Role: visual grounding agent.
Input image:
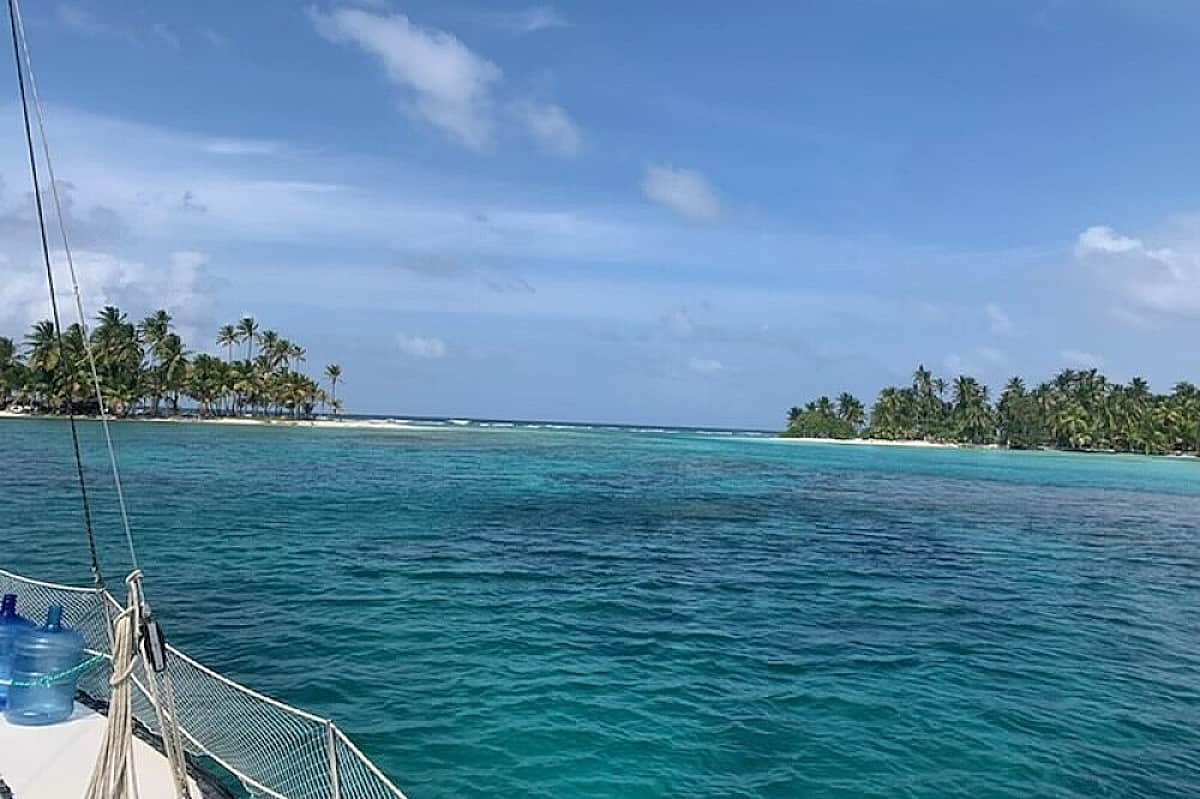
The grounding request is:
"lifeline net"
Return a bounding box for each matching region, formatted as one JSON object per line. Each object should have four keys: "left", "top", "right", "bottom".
{"left": 0, "top": 569, "right": 408, "bottom": 799}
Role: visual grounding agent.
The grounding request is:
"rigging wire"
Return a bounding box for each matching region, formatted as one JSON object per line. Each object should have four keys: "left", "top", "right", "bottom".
{"left": 8, "top": 8, "right": 192, "bottom": 796}
{"left": 11, "top": 0, "right": 139, "bottom": 574}
{"left": 5, "top": 0, "right": 105, "bottom": 588}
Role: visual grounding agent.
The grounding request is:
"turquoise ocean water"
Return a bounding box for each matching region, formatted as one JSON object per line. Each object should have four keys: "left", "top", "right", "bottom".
{"left": 2, "top": 418, "right": 1199, "bottom": 798}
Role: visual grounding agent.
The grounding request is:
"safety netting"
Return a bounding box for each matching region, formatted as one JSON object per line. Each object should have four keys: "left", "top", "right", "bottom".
{"left": 0, "top": 569, "right": 409, "bottom": 799}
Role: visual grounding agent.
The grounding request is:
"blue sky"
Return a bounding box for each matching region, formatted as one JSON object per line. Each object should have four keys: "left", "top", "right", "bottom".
{"left": 1, "top": 0, "right": 1198, "bottom": 427}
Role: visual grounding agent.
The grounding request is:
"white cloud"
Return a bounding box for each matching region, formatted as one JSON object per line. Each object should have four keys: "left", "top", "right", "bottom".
{"left": 1074, "top": 222, "right": 1200, "bottom": 319}
{"left": 0, "top": 249, "right": 214, "bottom": 342}
{"left": 396, "top": 333, "right": 446, "bottom": 358}
{"left": 311, "top": 7, "right": 501, "bottom": 150}
{"left": 985, "top": 302, "right": 1011, "bottom": 335}
{"left": 1061, "top": 349, "right": 1104, "bottom": 369}
{"left": 688, "top": 356, "right": 722, "bottom": 374}
{"left": 514, "top": 102, "right": 582, "bottom": 156}
{"left": 0, "top": 260, "right": 43, "bottom": 330}
{"left": 477, "top": 6, "right": 568, "bottom": 34}
{"left": 0, "top": 104, "right": 989, "bottom": 330}
{"left": 1075, "top": 225, "right": 1150, "bottom": 257}
{"left": 642, "top": 165, "right": 721, "bottom": 223}
{"left": 202, "top": 137, "right": 284, "bottom": 156}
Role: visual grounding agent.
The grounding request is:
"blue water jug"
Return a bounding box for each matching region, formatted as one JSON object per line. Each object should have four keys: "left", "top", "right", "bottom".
{"left": 5, "top": 604, "right": 84, "bottom": 725}
{"left": 0, "top": 594, "right": 35, "bottom": 708}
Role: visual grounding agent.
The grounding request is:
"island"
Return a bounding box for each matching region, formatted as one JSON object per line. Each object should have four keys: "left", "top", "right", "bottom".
{"left": 0, "top": 307, "right": 342, "bottom": 420}
{"left": 785, "top": 365, "right": 1200, "bottom": 456}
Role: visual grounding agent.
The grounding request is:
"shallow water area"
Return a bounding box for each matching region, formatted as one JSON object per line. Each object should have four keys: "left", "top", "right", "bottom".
{"left": 2, "top": 418, "right": 1199, "bottom": 798}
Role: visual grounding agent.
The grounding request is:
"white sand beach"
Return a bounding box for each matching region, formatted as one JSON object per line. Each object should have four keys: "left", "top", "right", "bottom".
{"left": 768, "top": 435, "right": 962, "bottom": 449}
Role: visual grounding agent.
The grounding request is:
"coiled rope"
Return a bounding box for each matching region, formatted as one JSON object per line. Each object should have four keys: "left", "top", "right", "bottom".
{"left": 85, "top": 572, "right": 193, "bottom": 799}
{"left": 84, "top": 574, "right": 142, "bottom": 799}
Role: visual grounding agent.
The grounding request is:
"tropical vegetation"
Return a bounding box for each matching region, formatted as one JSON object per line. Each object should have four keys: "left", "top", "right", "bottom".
{"left": 785, "top": 364, "right": 1200, "bottom": 456}
{"left": 0, "top": 307, "right": 345, "bottom": 420}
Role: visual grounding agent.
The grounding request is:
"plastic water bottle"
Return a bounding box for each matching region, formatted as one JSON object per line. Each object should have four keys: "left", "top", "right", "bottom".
{"left": 5, "top": 604, "right": 84, "bottom": 725}
{"left": 0, "top": 594, "right": 35, "bottom": 709}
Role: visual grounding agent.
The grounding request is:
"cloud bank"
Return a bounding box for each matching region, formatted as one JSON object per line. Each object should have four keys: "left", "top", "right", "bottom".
{"left": 1075, "top": 222, "right": 1200, "bottom": 318}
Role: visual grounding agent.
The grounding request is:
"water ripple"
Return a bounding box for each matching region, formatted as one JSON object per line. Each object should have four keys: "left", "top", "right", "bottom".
{"left": 2, "top": 420, "right": 1199, "bottom": 798}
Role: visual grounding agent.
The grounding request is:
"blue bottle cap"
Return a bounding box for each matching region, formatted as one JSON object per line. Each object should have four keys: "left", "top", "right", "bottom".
{"left": 44, "top": 604, "right": 63, "bottom": 631}
{"left": 0, "top": 594, "right": 15, "bottom": 615}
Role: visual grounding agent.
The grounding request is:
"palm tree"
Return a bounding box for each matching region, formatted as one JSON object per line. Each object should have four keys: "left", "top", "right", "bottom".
{"left": 836, "top": 392, "right": 865, "bottom": 430}
{"left": 997, "top": 376, "right": 1040, "bottom": 449}
{"left": 869, "top": 386, "right": 913, "bottom": 440}
{"left": 258, "top": 330, "right": 283, "bottom": 370}
{"left": 188, "top": 354, "right": 227, "bottom": 417}
{"left": 216, "top": 324, "right": 238, "bottom": 363}
{"left": 912, "top": 364, "right": 935, "bottom": 438}
{"left": 1057, "top": 401, "right": 1091, "bottom": 449}
{"left": 1171, "top": 382, "right": 1200, "bottom": 454}
{"left": 0, "top": 336, "right": 19, "bottom": 407}
{"left": 85, "top": 307, "right": 143, "bottom": 415}
{"left": 5, "top": 311, "right": 334, "bottom": 421}
{"left": 230, "top": 360, "right": 256, "bottom": 416}
{"left": 289, "top": 343, "right": 306, "bottom": 372}
{"left": 24, "top": 320, "right": 60, "bottom": 410}
{"left": 952, "top": 375, "right": 994, "bottom": 444}
{"left": 139, "top": 310, "right": 171, "bottom": 348}
{"left": 24, "top": 320, "right": 58, "bottom": 373}
{"left": 156, "top": 334, "right": 189, "bottom": 414}
{"left": 236, "top": 316, "right": 259, "bottom": 360}
{"left": 324, "top": 363, "right": 342, "bottom": 415}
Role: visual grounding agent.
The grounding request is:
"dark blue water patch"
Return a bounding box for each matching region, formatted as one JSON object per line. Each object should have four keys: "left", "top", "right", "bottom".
{"left": 2, "top": 418, "right": 1200, "bottom": 798}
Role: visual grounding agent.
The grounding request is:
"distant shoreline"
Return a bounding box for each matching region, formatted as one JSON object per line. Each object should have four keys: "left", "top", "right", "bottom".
{"left": 771, "top": 435, "right": 963, "bottom": 449}
{"left": 767, "top": 432, "right": 1199, "bottom": 458}
{"left": 0, "top": 410, "right": 452, "bottom": 432}
{"left": 0, "top": 413, "right": 998, "bottom": 450}
{"left": 4, "top": 412, "right": 1195, "bottom": 456}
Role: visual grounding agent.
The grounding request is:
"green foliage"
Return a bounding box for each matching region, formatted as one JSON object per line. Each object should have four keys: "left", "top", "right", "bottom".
{"left": 0, "top": 335, "right": 26, "bottom": 407}
{"left": 787, "top": 365, "right": 1200, "bottom": 455}
{"left": 783, "top": 394, "right": 860, "bottom": 439}
{"left": 0, "top": 308, "right": 344, "bottom": 420}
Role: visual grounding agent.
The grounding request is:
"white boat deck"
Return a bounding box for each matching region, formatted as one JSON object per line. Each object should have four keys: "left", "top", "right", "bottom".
{"left": 0, "top": 701, "right": 201, "bottom": 797}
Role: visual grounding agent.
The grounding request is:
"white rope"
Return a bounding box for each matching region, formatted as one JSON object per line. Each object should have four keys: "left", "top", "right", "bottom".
{"left": 11, "top": 0, "right": 139, "bottom": 573}
{"left": 86, "top": 571, "right": 192, "bottom": 799}
{"left": 85, "top": 572, "right": 143, "bottom": 799}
